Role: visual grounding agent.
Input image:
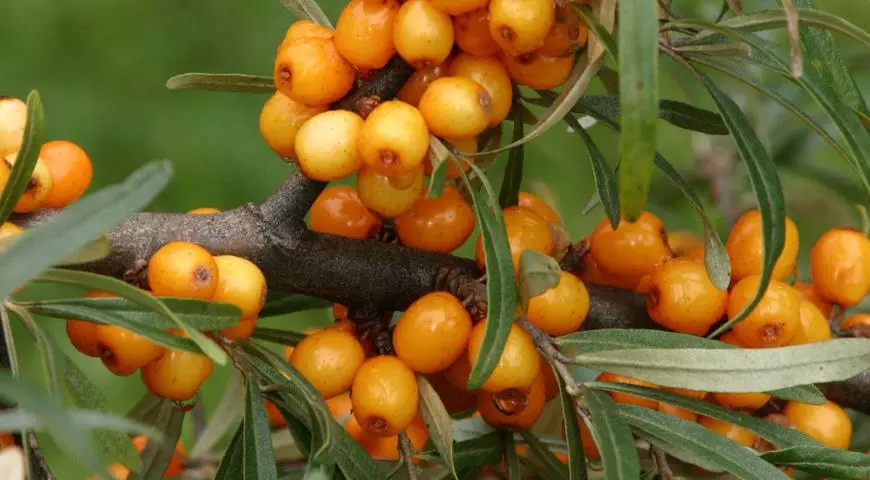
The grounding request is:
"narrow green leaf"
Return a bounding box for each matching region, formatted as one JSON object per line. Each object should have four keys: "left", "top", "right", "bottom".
{"left": 497, "top": 111, "right": 524, "bottom": 209}
{"left": 503, "top": 431, "right": 521, "bottom": 480}
{"left": 555, "top": 369, "right": 587, "bottom": 480}
{"left": 658, "top": 100, "right": 729, "bottom": 135}
{"left": 0, "top": 409, "right": 157, "bottom": 439}
{"left": 55, "top": 235, "right": 112, "bottom": 266}
{"left": 517, "top": 250, "right": 560, "bottom": 311}
{"left": 417, "top": 376, "right": 458, "bottom": 480}
{"left": 304, "top": 463, "right": 334, "bottom": 480}
{"left": 0, "top": 90, "right": 44, "bottom": 224}
{"left": 12, "top": 306, "right": 63, "bottom": 396}
{"left": 306, "top": 395, "right": 333, "bottom": 466}
{"left": 215, "top": 425, "right": 245, "bottom": 480}
{"left": 761, "top": 446, "right": 870, "bottom": 480}
{"left": 565, "top": 114, "right": 620, "bottom": 228}
{"left": 259, "top": 293, "right": 330, "bottom": 318}
{"left": 637, "top": 431, "right": 723, "bottom": 473}
{"left": 583, "top": 389, "right": 640, "bottom": 480}
{"left": 0, "top": 161, "right": 172, "bottom": 299}
{"left": 571, "top": 4, "right": 618, "bottom": 64}
{"left": 433, "top": 432, "right": 503, "bottom": 468}
{"left": 191, "top": 369, "right": 245, "bottom": 458}
{"left": 519, "top": 431, "right": 569, "bottom": 480}
{"left": 128, "top": 399, "right": 184, "bottom": 480}
{"left": 619, "top": 405, "right": 789, "bottom": 480}
{"left": 166, "top": 73, "right": 276, "bottom": 93}
{"left": 243, "top": 377, "right": 279, "bottom": 480}
{"left": 426, "top": 136, "right": 451, "bottom": 198}
{"left": 277, "top": 0, "right": 333, "bottom": 28}
{"left": 250, "top": 327, "right": 308, "bottom": 346}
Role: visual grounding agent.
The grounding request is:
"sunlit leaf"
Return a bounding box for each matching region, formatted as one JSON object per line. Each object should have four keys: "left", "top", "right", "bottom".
{"left": 166, "top": 73, "right": 275, "bottom": 93}
{"left": 417, "top": 376, "right": 458, "bottom": 480}
{"left": 128, "top": 399, "right": 184, "bottom": 480}
{"left": 565, "top": 114, "right": 620, "bottom": 228}
{"left": 761, "top": 445, "right": 870, "bottom": 479}
{"left": 583, "top": 389, "right": 639, "bottom": 480}
{"left": 497, "top": 109, "right": 525, "bottom": 209}
{"left": 243, "top": 377, "right": 278, "bottom": 480}
{"left": 277, "top": 0, "right": 333, "bottom": 28}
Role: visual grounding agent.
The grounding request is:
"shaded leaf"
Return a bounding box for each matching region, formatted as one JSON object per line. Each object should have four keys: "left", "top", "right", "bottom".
{"left": 259, "top": 293, "right": 330, "bottom": 318}
{"left": 519, "top": 431, "right": 568, "bottom": 480}
{"left": 555, "top": 369, "right": 587, "bottom": 480}
{"left": 12, "top": 306, "right": 63, "bottom": 395}
{"left": 761, "top": 446, "right": 870, "bottom": 480}
{"left": 503, "top": 431, "right": 521, "bottom": 480}
{"left": 277, "top": 0, "right": 333, "bottom": 28}
{"left": 571, "top": 4, "right": 618, "bottom": 64}
{"left": 243, "top": 377, "right": 279, "bottom": 480}
{"left": 128, "top": 399, "right": 184, "bottom": 480}
{"left": 0, "top": 409, "right": 157, "bottom": 438}
{"left": 250, "top": 327, "right": 308, "bottom": 346}
{"left": 565, "top": 114, "right": 620, "bottom": 228}
{"left": 517, "top": 250, "right": 560, "bottom": 311}
{"left": 498, "top": 109, "right": 525, "bottom": 209}
{"left": 0, "top": 90, "right": 43, "bottom": 224}
{"left": 215, "top": 425, "right": 245, "bottom": 480}
{"left": 190, "top": 369, "right": 244, "bottom": 458}
{"left": 424, "top": 432, "right": 503, "bottom": 468}
{"left": 417, "top": 376, "right": 457, "bottom": 480}
{"left": 55, "top": 235, "right": 111, "bottom": 266}
{"left": 583, "top": 389, "right": 640, "bottom": 480}
{"left": 166, "top": 73, "right": 275, "bottom": 93}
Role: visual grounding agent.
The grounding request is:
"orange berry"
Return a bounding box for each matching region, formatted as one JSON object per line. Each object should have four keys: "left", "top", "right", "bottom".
{"left": 290, "top": 330, "right": 366, "bottom": 399}
{"left": 578, "top": 418, "right": 600, "bottom": 460}
{"left": 211, "top": 255, "right": 267, "bottom": 318}
{"left": 0, "top": 432, "right": 14, "bottom": 449}
{"left": 274, "top": 37, "right": 355, "bottom": 107}
{"left": 810, "top": 227, "right": 870, "bottom": 307}
{"left": 719, "top": 330, "right": 747, "bottom": 348}
{"left": 699, "top": 416, "right": 757, "bottom": 447}
{"left": 791, "top": 300, "right": 832, "bottom": 345}
{"left": 393, "top": 0, "right": 454, "bottom": 69}
{"left": 39, "top": 140, "right": 93, "bottom": 208}
{"left": 0, "top": 97, "right": 27, "bottom": 157}
{"left": 394, "top": 292, "right": 473, "bottom": 373}
{"left": 147, "top": 241, "right": 218, "bottom": 300}
{"left": 667, "top": 231, "right": 703, "bottom": 257}
{"left": 419, "top": 77, "right": 492, "bottom": 140}
{"left": 792, "top": 282, "right": 834, "bottom": 319}
{"left": 332, "top": 303, "right": 350, "bottom": 322}
{"left": 589, "top": 212, "right": 673, "bottom": 278}
{"left": 430, "top": 0, "right": 487, "bottom": 15}
{"left": 727, "top": 275, "right": 801, "bottom": 348}
{"left": 499, "top": 51, "right": 572, "bottom": 90}
{"left": 527, "top": 271, "right": 590, "bottom": 336}
{"left": 658, "top": 403, "right": 698, "bottom": 422}
{"left": 448, "top": 53, "right": 512, "bottom": 127}
{"left": 518, "top": 192, "right": 560, "bottom": 225}
{"left": 132, "top": 435, "right": 185, "bottom": 477}
{"left": 468, "top": 321, "right": 540, "bottom": 392}
{"left": 352, "top": 355, "right": 419, "bottom": 436}
{"left": 335, "top": 0, "right": 399, "bottom": 70}
{"left": 395, "top": 185, "right": 475, "bottom": 253}
{"left": 188, "top": 207, "right": 220, "bottom": 215}
{"left": 595, "top": 372, "right": 660, "bottom": 409}
{"left": 726, "top": 210, "right": 799, "bottom": 282}
{"left": 578, "top": 251, "right": 644, "bottom": 290}
{"left": 295, "top": 110, "right": 365, "bottom": 181}
{"left": 783, "top": 400, "right": 852, "bottom": 449}
{"left": 477, "top": 374, "right": 546, "bottom": 430}
{"left": 259, "top": 91, "right": 326, "bottom": 160}
{"left": 265, "top": 399, "right": 288, "bottom": 429}
{"left": 141, "top": 343, "right": 214, "bottom": 402}
{"left": 354, "top": 413, "right": 429, "bottom": 460}
{"left": 310, "top": 185, "right": 381, "bottom": 239}
{"left": 397, "top": 60, "right": 450, "bottom": 107}
{"left": 359, "top": 100, "right": 430, "bottom": 177}
{"left": 282, "top": 19, "right": 334, "bottom": 45}
{"left": 220, "top": 314, "right": 258, "bottom": 341}
{"left": 475, "top": 205, "right": 554, "bottom": 272}
{"left": 67, "top": 290, "right": 114, "bottom": 357}
{"left": 539, "top": 5, "right": 587, "bottom": 57}
{"left": 539, "top": 359, "right": 559, "bottom": 401}
{"left": 95, "top": 325, "right": 165, "bottom": 376}
{"left": 327, "top": 392, "right": 353, "bottom": 420}
{"left": 0, "top": 221, "right": 22, "bottom": 240}
{"left": 97, "top": 463, "right": 129, "bottom": 480}
{"left": 488, "top": 0, "right": 555, "bottom": 55}
{"left": 426, "top": 373, "right": 477, "bottom": 414}
{"left": 662, "top": 387, "right": 707, "bottom": 401}
{"left": 712, "top": 391, "right": 770, "bottom": 412}
{"left": 445, "top": 352, "right": 474, "bottom": 391}
{"left": 454, "top": 9, "right": 501, "bottom": 56}
{"left": 841, "top": 313, "right": 870, "bottom": 330}
{"left": 646, "top": 258, "right": 728, "bottom": 336}
{"left": 1, "top": 153, "right": 54, "bottom": 213}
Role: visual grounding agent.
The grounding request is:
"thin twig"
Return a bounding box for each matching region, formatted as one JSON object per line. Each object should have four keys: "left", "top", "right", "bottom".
{"left": 399, "top": 433, "right": 419, "bottom": 480}
{"left": 781, "top": 0, "right": 804, "bottom": 78}
{"left": 650, "top": 445, "right": 675, "bottom": 480}
{"left": 516, "top": 316, "right": 582, "bottom": 397}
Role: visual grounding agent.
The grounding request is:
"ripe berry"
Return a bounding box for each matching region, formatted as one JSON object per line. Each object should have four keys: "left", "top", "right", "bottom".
{"left": 475, "top": 205, "right": 554, "bottom": 271}
{"left": 783, "top": 400, "right": 852, "bottom": 449}
{"left": 310, "top": 185, "right": 381, "bottom": 239}
{"left": 810, "top": 227, "right": 870, "bottom": 307}
{"left": 448, "top": 53, "right": 513, "bottom": 127}
{"left": 711, "top": 391, "right": 770, "bottom": 411}
{"left": 500, "top": 51, "right": 572, "bottom": 89}
{"left": 188, "top": 207, "right": 220, "bottom": 215}
{"left": 488, "top": 0, "right": 555, "bottom": 56}
{"left": 350, "top": 413, "right": 429, "bottom": 460}
{"left": 394, "top": 292, "right": 473, "bottom": 373}
{"left": 589, "top": 212, "right": 673, "bottom": 278}
{"left": 526, "top": 271, "right": 590, "bottom": 336}
{"left": 445, "top": 352, "right": 473, "bottom": 390}
{"left": 147, "top": 241, "right": 219, "bottom": 300}
{"left": 419, "top": 77, "right": 492, "bottom": 140}
{"left": 727, "top": 275, "right": 800, "bottom": 348}
{"left": 699, "top": 416, "right": 757, "bottom": 447}
{"left": 212, "top": 255, "right": 267, "bottom": 318}
{"left": 518, "top": 192, "right": 560, "bottom": 225}
{"left": 0, "top": 222, "right": 22, "bottom": 240}
{"left": 220, "top": 314, "right": 258, "bottom": 341}
{"left": 792, "top": 282, "right": 834, "bottom": 319}
{"left": 477, "top": 374, "right": 545, "bottom": 430}
{"left": 296, "top": 110, "right": 365, "bottom": 181}
{"left": 274, "top": 36, "right": 356, "bottom": 107}
{"left": 357, "top": 166, "right": 423, "bottom": 219}
{"left": 67, "top": 290, "right": 113, "bottom": 358}
{"left": 1, "top": 154, "right": 54, "bottom": 213}
{"left": 359, "top": 100, "right": 430, "bottom": 177}
{"left": 667, "top": 231, "right": 703, "bottom": 258}
{"left": 646, "top": 258, "right": 728, "bottom": 337}
{"left": 658, "top": 403, "right": 698, "bottom": 422}
{"left": 790, "top": 300, "right": 832, "bottom": 345}
{"left": 539, "top": 5, "right": 588, "bottom": 57}
{"left": 395, "top": 185, "right": 475, "bottom": 253}
{"left": 393, "top": 0, "right": 454, "bottom": 69}
{"left": 352, "top": 355, "right": 419, "bottom": 436}
{"left": 397, "top": 60, "right": 450, "bottom": 107}
{"left": 841, "top": 313, "right": 870, "bottom": 331}
{"left": 578, "top": 250, "right": 644, "bottom": 290}
{"left": 454, "top": 9, "right": 501, "bottom": 56}
{"left": 595, "top": 372, "right": 660, "bottom": 409}
{"left": 426, "top": 373, "right": 477, "bottom": 414}
{"left": 335, "top": 0, "right": 399, "bottom": 70}
{"left": 282, "top": 19, "right": 334, "bottom": 45}
{"left": 0, "top": 432, "right": 14, "bottom": 449}
{"left": 95, "top": 325, "right": 165, "bottom": 376}
{"left": 726, "top": 210, "right": 799, "bottom": 282}
{"left": 290, "top": 329, "right": 366, "bottom": 399}
{"left": 0, "top": 97, "right": 26, "bottom": 157}
{"left": 141, "top": 334, "right": 214, "bottom": 402}
{"left": 265, "top": 400, "right": 288, "bottom": 429}
{"left": 468, "top": 321, "right": 540, "bottom": 392}
{"left": 719, "top": 331, "right": 746, "bottom": 348}
{"left": 259, "top": 92, "right": 326, "bottom": 160}
{"left": 39, "top": 140, "right": 93, "bottom": 208}
{"left": 539, "top": 360, "right": 559, "bottom": 401}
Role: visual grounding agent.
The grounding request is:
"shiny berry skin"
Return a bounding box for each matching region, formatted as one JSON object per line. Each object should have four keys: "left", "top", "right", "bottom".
{"left": 646, "top": 258, "right": 728, "bottom": 336}
{"left": 95, "top": 325, "right": 165, "bottom": 376}
{"left": 792, "top": 282, "right": 834, "bottom": 319}
{"left": 719, "top": 331, "right": 746, "bottom": 348}
{"left": 539, "top": 5, "right": 588, "bottom": 57}
{"left": 448, "top": 53, "right": 513, "bottom": 127}
{"left": 359, "top": 100, "right": 430, "bottom": 177}
{"left": 658, "top": 403, "right": 698, "bottom": 422}
{"left": 335, "top": 0, "right": 399, "bottom": 70}
{"left": 468, "top": 321, "right": 540, "bottom": 392}
{"left": 431, "top": 0, "right": 487, "bottom": 15}
{"left": 349, "top": 412, "right": 429, "bottom": 460}
{"left": 475, "top": 205, "right": 554, "bottom": 272}
{"left": 188, "top": 207, "right": 220, "bottom": 215}
{"left": 667, "top": 231, "right": 703, "bottom": 258}
{"left": 394, "top": 292, "right": 473, "bottom": 373}
{"left": 445, "top": 352, "right": 473, "bottom": 391}
{"left": 841, "top": 313, "right": 870, "bottom": 330}
{"left": 810, "top": 227, "right": 870, "bottom": 307}
{"left": 699, "top": 416, "right": 757, "bottom": 447}
{"left": 419, "top": 77, "right": 492, "bottom": 140}
{"left": 712, "top": 391, "right": 770, "bottom": 412}
{"left": 0, "top": 222, "right": 22, "bottom": 240}
{"left": 39, "top": 140, "right": 93, "bottom": 208}
{"left": 220, "top": 314, "right": 258, "bottom": 341}
{"left": 290, "top": 329, "right": 366, "bottom": 399}
{"left": 393, "top": 0, "right": 454, "bottom": 69}
{"left": 726, "top": 210, "right": 799, "bottom": 282}
{"left": 141, "top": 342, "right": 214, "bottom": 402}
{"left": 518, "top": 192, "right": 560, "bottom": 225}
{"left": 500, "top": 51, "right": 572, "bottom": 89}
{"left": 578, "top": 250, "right": 644, "bottom": 290}
{"left": 310, "top": 185, "right": 381, "bottom": 239}
{"left": 259, "top": 91, "right": 325, "bottom": 160}
{"left": 790, "top": 300, "right": 832, "bottom": 345}
{"left": 395, "top": 185, "right": 475, "bottom": 253}
{"left": 589, "top": 212, "right": 673, "bottom": 278}
{"left": 351, "top": 355, "right": 420, "bottom": 436}
{"left": 488, "top": 0, "right": 555, "bottom": 55}
{"left": 526, "top": 271, "right": 590, "bottom": 336}
{"left": 295, "top": 110, "right": 365, "bottom": 181}
{"left": 147, "top": 241, "right": 219, "bottom": 300}
{"left": 67, "top": 290, "right": 113, "bottom": 358}
{"left": 1, "top": 154, "right": 54, "bottom": 213}
{"left": 454, "top": 9, "right": 501, "bottom": 56}
{"left": 783, "top": 400, "right": 852, "bottom": 449}
{"left": 727, "top": 275, "right": 801, "bottom": 348}
{"left": 397, "top": 60, "right": 450, "bottom": 107}
{"left": 595, "top": 372, "right": 660, "bottom": 409}
{"left": 274, "top": 36, "right": 356, "bottom": 107}
{"left": 357, "top": 165, "right": 424, "bottom": 218}
{"left": 212, "top": 255, "right": 267, "bottom": 318}
{"left": 282, "top": 19, "right": 334, "bottom": 45}
{"left": 0, "top": 97, "right": 26, "bottom": 157}
{"left": 477, "top": 374, "right": 545, "bottom": 430}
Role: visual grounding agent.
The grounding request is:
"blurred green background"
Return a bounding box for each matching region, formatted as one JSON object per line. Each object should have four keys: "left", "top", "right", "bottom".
{"left": 3, "top": 0, "right": 870, "bottom": 477}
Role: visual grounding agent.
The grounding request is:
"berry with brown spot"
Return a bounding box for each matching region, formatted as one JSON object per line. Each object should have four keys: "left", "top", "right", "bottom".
{"left": 488, "top": 0, "right": 555, "bottom": 55}
{"left": 539, "top": 5, "right": 588, "bottom": 57}
{"left": 335, "top": 0, "right": 400, "bottom": 70}
{"left": 274, "top": 36, "right": 356, "bottom": 107}
{"left": 259, "top": 91, "right": 326, "bottom": 160}
{"left": 646, "top": 258, "right": 728, "bottom": 337}
{"left": 67, "top": 290, "right": 114, "bottom": 358}
{"left": 418, "top": 77, "right": 492, "bottom": 140}
{"left": 448, "top": 53, "right": 513, "bottom": 127}
{"left": 359, "top": 100, "right": 430, "bottom": 177}
{"left": 351, "top": 355, "right": 419, "bottom": 436}
{"left": 726, "top": 275, "right": 801, "bottom": 348}
{"left": 147, "top": 241, "right": 219, "bottom": 300}
{"left": 95, "top": 325, "right": 165, "bottom": 376}
{"left": 477, "top": 374, "right": 545, "bottom": 430}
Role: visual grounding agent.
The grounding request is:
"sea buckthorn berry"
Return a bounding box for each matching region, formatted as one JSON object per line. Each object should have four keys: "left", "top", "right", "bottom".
{"left": 726, "top": 210, "right": 799, "bottom": 282}
{"left": 578, "top": 419, "right": 600, "bottom": 460}
{"left": 220, "top": 314, "right": 258, "bottom": 341}
{"left": 699, "top": 416, "right": 757, "bottom": 447}
{"left": 393, "top": 0, "right": 454, "bottom": 69}
{"left": 527, "top": 271, "right": 589, "bottom": 336}
{"left": 448, "top": 53, "right": 513, "bottom": 127}
{"left": 712, "top": 391, "right": 770, "bottom": 411}
{"left": 394, "top": 292, "right": 473, "bottom": 373}
{"left": 132, "top": 435, "right": 185, "bottom": 478}
{"left": 595, "top": 372, "right": 660, "bottom": 409}
{"left": 540, "top": 5, "right": 587, "bottom": 57}
{"left": 658, "top": 403, "right": 698, "bottom": 422}
{"left": 39, "top": 140, "right": 93, "bottom": 208}
{"left": 188, "top": 207, "right": 220, "bottom": 215}
{"left": 0, "top": 222, "right": 22, "bottom": 240}
{"left": 841, "top": 313, "right": 870, "bottom": 331}
{"left": 335, "top": 0, "right": 399, "bottom": 70}
{"left": 95, "top": 325, "right": 165, "bottom": 376}
{"left": 290, "top": 330, "right": 365, "bottom": 399}
{"left": 0, "top": 98, "right": 26, "bottom": 157}
{"left": 419, "top": 77, "right": 492, "bottom": 140}
{"left": 67, "top": 290, "right": 113, "bottom": 358}
{"left": 500, "top": 51, "right": 572, "bottom": 89}
{"left": 395, "top": 185, "right": 475, "bottom": 253}
{"left": 792, "top": 282, "right": 834, "bottom": 319}
{"left": 518, "top": 192, "right": 560, "bottom": 226}
{"left": 667, "top": 231, "right": 703, "bottom": 257}
{"left": 295, "top": 110, "right": 365, "bottom": 181}
{"left": 359, "top": 100, "right": 430, "bottom": 177}
{"left": 727, "top": 275, "right": 801, "bottom": 348}
{"left": 274, "top": 37, "right": 355, "bottom": 107}
{"left": 426, "top": 373, "right": 477, "bottom": 414}
{"left": 147, "top": 241, "right": 219, "bottom": 300}
{"left": 468, "top": 321, "right": 540, "bottom": 392}
{"left": 589, "top": 212, "right": 673, "bottom": 278}
{"left": 397, "top": 60, "right": 450, "bottom": 107}
{"left": 488, "top": 0, "right": 554, "bottom": 55}
{"left": 646, "top": 258, "right": 728, "bottom": 337}
{"left": 282, "top": 19, "right": 334, "bottom": 45}
{"left": 454, "top": 9, "right": 501, "bottom": 56}
{"left": 310, "top": 186, "right": 381, "bottom": 239}
{"left": 475, "top": 205, "right": 554, "bottom": 271}
{"left": 430, "top": 0, "right": 487, "bottom": 15}
{"left": 265, "top": 400, "right": 288, "bottom": 429}
{"left": 445, "top": 352, "right": 473, "bottom": 390}
{"left": 578, "top": 251, "right": 644, "bottom": 290}
{"left": 477, "top": 374, "right": 545, "bottom": 430}
{"left": 327, "top": 392, "right": 353, "bottom": 421}
{"left": 791, "top": 300, "right": 832, "bottom": 345}
{"left": 783, "top": 400, "right": 852, "bottom": 449}
{"left": 352, "top": 413, "right": 429, "bottom": 460}
{"left": 810, "top": 227, "right": 870, "bottom": 307}
{"left": 141, "top": 338, "right": 214, "bottom": 402}
{"left": 352, "top": 355, "right": 420, "bottom": 436}
{"left": 333, "top": 303, "right": 350, "bottom": 322}
{"left": 539, "top": 359, "right": 559, "bottom": 401}
{"left": 259, "top": 92, "right": 325, "bottom": 160}
{"left": 212, "top": 255, "right": 267, "bottom": 318}
{"left": 663, "top": 387, "right": 707, "bottom": 401}
{"left": 0, "top": 432, "right": 14, "bottom": 449}
{"left": 719, "top": 331, "right": 746, "bottom": 348}
{"left": 1, "top": 154, "right": 54, "bottom": 213}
